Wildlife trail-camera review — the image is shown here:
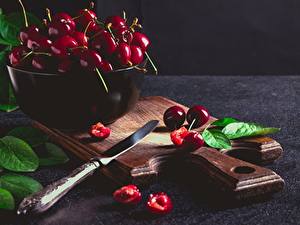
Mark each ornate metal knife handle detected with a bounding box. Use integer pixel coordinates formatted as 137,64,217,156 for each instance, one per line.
17,160,101,215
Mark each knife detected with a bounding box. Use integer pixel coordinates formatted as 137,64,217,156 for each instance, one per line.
17,120,159,215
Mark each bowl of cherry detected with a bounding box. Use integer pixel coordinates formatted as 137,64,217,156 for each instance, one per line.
7,1,157,128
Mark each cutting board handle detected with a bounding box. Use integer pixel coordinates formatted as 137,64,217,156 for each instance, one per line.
188,147,284,199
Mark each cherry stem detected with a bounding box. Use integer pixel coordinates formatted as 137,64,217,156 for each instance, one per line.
90,29,104,39
95,19,104,26
145,52,158,75
188,118,196,131
95,68,108,93
46,8,52,22
84,21,93,36
106,23,116,40
18,0,28,27
89,2,95,9
69,46,87,51
33,52,52,56
20,51,33,62
134,66,147,73
122,10,127,21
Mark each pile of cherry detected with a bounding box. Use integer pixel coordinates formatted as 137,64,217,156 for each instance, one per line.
8,1,155,91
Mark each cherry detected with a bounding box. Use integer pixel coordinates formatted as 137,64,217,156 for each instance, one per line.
105,16,126,29
113,184,142,205
187,105,210,129
9,46,31,67
99,60,113,73
170,127,189,147
76,9,97,27
115,26,133,44
53,12,75,30
58,58,73,73
86,22,102,36
27,35,52,51
90,38,102,51
48,21,73,39
19,25,39,44
130,45,144,65
163,106,186,130
51,35,78,58
72,31,88,47
147,192,173,215
182,131,204,151
79,49,102,71
115,42,131,66
99,30,117,56
132,32,150,52
31,55,49,71
89,122,110,139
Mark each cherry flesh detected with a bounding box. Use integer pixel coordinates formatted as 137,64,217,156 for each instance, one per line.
187,105,210,129
182,131,204,151
72,31,88,47
27,35,52,52
115,42,131,66
19,25,39,44
51,35,78,58
170,127,189,147
113,184,142,205
89,122,110,139
79,49,102,71
163,106,186,130
130,45,144,65
132,32,150,52
147,192,173,215
9,46,31,67
105,16,126,29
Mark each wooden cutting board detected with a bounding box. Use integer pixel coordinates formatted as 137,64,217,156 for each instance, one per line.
34,96,284,199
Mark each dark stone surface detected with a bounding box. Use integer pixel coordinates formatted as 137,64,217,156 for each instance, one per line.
1,75,299,225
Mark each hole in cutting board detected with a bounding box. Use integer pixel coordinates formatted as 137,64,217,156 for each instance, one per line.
232,166,255,174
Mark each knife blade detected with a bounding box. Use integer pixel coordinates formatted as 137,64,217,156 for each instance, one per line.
17,120,159,215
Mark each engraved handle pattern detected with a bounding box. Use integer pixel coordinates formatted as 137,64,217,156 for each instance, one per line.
17,160,101,215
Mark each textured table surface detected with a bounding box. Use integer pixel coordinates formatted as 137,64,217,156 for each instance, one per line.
1,75,299,225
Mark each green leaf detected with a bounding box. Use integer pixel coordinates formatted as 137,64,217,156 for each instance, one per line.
211,118,238,127
202,129,231,149
0,12,41,46
0,173,42,200
7,126,48,147
222,122,280,139
0,188,14,210
0,104,19,112
39,143,69,166
0,136,39,172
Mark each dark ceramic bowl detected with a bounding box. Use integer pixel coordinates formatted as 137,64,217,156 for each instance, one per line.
7,62,146,129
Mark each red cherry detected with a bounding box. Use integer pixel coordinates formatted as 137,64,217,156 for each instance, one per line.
89,122,110,139
99,60,113,73
79,49,102,71
27,35,52,52
113,184,142,205
90,38,102,51
76,9,97,27
170,127,189,147
72,31,88,47
163,106,186,130
53,12,75,30
58,58,73,73
132,32,150,52
51,35,78,58
147,192,173,215
19,25,39,44
130,45,144,65
99,30,117,56
187,105,210,129
48,21,73,39
115,42,131,66
115,26,133,44
182,131,204,151
105,16,126,29
86,22,102,36
9,46,31,67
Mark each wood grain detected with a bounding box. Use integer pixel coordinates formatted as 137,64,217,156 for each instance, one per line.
33,96,284,199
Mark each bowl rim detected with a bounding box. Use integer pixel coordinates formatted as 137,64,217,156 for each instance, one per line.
7,60,147,77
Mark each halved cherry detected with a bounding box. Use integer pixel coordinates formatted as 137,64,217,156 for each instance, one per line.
170,127,189,147
89,122,110,139
147,192,173,215
113,184,142,205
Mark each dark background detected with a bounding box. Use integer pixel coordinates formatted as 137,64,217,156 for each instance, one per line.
2,0,300,75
